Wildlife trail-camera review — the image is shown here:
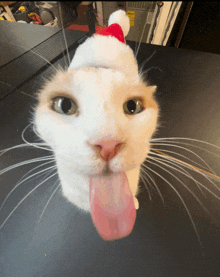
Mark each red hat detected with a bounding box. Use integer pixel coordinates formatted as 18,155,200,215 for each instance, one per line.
68,9,137,75
94,10,130,44
95,23,126,44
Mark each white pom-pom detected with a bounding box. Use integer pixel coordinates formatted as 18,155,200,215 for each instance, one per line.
108,10,130,37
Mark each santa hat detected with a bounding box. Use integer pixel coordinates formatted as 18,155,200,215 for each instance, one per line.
68,10,139,78
94,9,130,43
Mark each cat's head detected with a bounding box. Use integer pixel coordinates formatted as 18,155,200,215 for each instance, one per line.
34,66,158,178
33,34,159,240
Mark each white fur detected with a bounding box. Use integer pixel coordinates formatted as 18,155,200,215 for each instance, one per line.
34,10,159,212
68,35,139,80
68,10,135,78
34,67,158,211
108,9,130,37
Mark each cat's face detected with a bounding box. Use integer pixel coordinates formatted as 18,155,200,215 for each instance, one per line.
34,66,158,240
34,67,158,177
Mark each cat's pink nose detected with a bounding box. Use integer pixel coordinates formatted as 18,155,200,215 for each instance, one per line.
93,139,125,162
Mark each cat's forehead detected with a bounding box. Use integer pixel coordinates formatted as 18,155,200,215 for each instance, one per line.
72,67,125,92
70,67,141,89
38,67,152,104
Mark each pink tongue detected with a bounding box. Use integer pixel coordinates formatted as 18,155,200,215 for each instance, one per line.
90,172,136,241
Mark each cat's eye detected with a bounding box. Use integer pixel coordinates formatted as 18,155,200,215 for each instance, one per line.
51,97,78,115
123,98,144,115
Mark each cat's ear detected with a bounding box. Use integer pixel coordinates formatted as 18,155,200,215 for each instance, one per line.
148,85,157,95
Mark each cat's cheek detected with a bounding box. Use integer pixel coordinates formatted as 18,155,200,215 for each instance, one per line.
130,109,158,147
136,108,158,132
126,167,141,197
34,109,56,147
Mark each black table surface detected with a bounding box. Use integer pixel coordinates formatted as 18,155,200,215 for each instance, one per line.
0,21,87,100
1,22,220,277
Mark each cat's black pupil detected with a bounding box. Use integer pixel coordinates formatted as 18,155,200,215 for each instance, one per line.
127,100,136,114
61,98,72,114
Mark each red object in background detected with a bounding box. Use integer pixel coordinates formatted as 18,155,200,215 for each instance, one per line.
67,24,105,33
28,12,42,24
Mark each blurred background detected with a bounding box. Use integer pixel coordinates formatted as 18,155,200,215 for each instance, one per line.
1,1,220,54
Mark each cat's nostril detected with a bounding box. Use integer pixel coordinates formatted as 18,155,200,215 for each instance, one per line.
94,144,102,151
93,139,125,162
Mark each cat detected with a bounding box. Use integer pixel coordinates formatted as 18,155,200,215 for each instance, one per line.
33,10,159,240
0,8,220,242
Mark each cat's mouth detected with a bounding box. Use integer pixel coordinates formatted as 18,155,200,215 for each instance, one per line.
102,164,113,175
89,171,136,241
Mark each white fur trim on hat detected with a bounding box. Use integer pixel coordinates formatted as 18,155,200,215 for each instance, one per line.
68,35,138,79
108,10,130,37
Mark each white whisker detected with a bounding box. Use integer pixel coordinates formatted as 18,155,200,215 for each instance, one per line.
0,143,50,157
155,140,220,160
149,151,206,197
17,160,55,183
146,156,211,216
141,162,200,241
0,80,37,99
32,123,44,142
150,137,220,150
149,151,220,199
38,181,60,223
139,173,152,201
0,172,58,231
140,166,164,203
0,156,55,176
0,164,56,212
138,50,157,74
150,142,216,175
140,168,155,191
140,66,163,78
21,124,53,152
151,147,209,172
6,41,59,73
0,143,37,156
135,13,149,58
58,2,71,66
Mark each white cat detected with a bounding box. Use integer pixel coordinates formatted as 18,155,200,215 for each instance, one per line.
2,9,218,243
34,10,159,240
